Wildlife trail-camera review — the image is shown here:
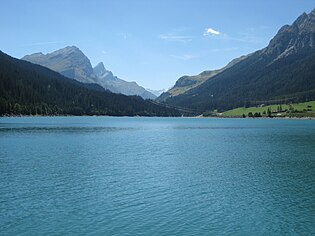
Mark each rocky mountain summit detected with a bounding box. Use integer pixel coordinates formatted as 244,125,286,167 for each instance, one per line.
264,9,315,60
23,46,97,83
22,47,156,99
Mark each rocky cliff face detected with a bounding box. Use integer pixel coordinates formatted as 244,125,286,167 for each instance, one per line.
264,9,315,59
22,46,97,83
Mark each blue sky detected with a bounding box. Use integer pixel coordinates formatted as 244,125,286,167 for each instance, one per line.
1,0,314,90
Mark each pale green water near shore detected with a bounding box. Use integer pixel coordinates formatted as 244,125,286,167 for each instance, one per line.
0,117,314,235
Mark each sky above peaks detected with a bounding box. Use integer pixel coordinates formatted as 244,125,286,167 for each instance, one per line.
1,0,314,90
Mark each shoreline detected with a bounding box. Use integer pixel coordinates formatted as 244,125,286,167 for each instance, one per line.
1,114,315,120
201,115,315,120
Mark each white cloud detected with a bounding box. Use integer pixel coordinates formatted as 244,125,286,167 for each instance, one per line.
203,28,220,36
159,34,192,43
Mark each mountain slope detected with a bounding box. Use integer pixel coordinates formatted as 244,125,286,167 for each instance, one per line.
0,51,180,116
159,9,315,112
22,47,156,99
93,62,156,99
157,55,247,102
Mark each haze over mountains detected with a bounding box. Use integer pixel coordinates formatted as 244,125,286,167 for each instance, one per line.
22,46,156,100
158,9,315,112
146,89,166,97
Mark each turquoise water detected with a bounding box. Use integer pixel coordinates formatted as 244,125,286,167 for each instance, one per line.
0,117,315,235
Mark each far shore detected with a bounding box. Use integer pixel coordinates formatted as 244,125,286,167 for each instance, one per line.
1,114,315,120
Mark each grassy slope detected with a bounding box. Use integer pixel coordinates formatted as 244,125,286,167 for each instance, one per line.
222,101,315,117
167,71,220,97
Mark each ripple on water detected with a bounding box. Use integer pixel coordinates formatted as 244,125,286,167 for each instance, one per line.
0,117,315,235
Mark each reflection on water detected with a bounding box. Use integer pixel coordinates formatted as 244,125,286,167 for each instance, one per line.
0,126,135,134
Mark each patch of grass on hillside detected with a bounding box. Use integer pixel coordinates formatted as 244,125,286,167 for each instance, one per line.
221,101,315,117
168,71,222,97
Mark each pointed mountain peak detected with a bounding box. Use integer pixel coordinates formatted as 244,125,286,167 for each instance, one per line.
94,62,105,71
292,9,315,30
69,45,79,49
292,12,309,28
93,62,108,77
264,9,315,58
64,45,79,50
55,45,83,54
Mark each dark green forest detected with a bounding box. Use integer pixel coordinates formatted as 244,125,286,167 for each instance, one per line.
0,51,180,116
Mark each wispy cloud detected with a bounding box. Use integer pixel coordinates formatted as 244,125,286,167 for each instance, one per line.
212,26,268,44
121,33,128,40
203,28,220,36
117,33,130,40
209,47,239,52
203,31,265,45
220,33,264,44
171,54,196,60
22,41,67,46
159,34,193,43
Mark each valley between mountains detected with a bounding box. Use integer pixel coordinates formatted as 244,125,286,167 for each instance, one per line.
1,9,315,117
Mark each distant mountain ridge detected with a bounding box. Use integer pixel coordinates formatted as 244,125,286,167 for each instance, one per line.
146,88,166,97
92,62,156,99
158,9,315,112
22,46,156,99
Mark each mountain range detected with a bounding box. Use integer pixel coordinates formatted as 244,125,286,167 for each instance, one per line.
22,46,156,100
158,9,315,112
0,51,180,116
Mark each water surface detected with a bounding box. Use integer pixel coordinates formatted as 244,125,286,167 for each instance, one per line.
0,117,314,235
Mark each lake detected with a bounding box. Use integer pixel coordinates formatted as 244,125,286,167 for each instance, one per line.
0,117,314,235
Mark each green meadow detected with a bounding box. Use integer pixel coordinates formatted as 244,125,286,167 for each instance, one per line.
222,101,315,117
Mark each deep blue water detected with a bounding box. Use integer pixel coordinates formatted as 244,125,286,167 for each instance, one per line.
0,117,315,235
